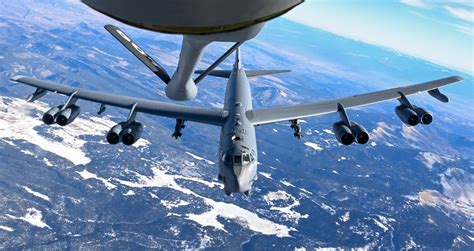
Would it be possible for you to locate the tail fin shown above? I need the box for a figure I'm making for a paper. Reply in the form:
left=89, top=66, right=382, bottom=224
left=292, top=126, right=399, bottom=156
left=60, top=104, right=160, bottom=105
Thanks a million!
left=234, top=47, right=242, bottom=69
left=194, top=69, right=290, bottom=79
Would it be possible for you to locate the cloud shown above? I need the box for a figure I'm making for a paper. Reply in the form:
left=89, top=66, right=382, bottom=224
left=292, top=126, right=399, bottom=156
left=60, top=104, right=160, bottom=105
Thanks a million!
left=406, top=3, right=473, bottom=35
left=454, top=23, right=473, bottom=35
left=400, top=0, right=429, bottom=8
left=444, top=6, right=474, bottom=23
left=408, top=9, right=473, bottom=36
left=407, top=10, right=427, bottom=19
left=402, top=0, right=474, bottom=24
left=450, top=0, right=474, bottom=7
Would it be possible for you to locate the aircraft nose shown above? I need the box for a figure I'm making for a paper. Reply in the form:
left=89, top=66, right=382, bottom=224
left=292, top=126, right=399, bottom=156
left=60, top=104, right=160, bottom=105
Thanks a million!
left=237, top=179, right=251, bottom=193
left=223, top=162, right=257, bottom=193
left=236, top=162, right=257, bottom=192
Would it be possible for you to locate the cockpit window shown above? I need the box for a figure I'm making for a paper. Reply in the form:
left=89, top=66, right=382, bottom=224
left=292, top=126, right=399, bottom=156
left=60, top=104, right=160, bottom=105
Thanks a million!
left=243, top=154, right=250, bottom=163
left=225, top=151, right=254, bottom=166
left=220, top=151, right=225, bottom=161
left=234, top=155, right=242, bottom=165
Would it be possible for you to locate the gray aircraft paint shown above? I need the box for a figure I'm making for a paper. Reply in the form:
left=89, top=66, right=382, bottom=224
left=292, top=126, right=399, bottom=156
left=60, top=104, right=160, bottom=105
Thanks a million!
left=164, top=24, right=265, bottom=101
left=218, top=50, right=258, bottom=194
left=83, top=0, right=287, bottom=101
left=81, top=0, right=303, bottom=34
left=11, top=50, right=463, bottom=195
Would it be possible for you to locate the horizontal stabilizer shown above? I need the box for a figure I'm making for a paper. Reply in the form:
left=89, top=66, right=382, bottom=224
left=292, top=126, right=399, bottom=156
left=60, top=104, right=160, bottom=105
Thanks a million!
left=246, top=70, right=291, bottom=78
left=194, top=70, right=290, bottom=79
left=194, top=70, right=231, bottom=79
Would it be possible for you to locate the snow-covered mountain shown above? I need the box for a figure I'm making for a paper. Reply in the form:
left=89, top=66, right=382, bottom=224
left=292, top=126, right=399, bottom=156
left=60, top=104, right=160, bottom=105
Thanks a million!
left=0, top=0, right=473, bottom=249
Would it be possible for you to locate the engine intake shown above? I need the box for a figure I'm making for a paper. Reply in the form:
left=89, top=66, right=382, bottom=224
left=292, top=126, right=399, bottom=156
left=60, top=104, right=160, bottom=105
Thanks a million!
left=332, top=121, right=355, bottom=145
left=121, top=122, right=143, bottom=146
left=395, top=105, right=420, bottom=126
left=350, top=122, right=369, bottom=145
left=56, top=105, right=81, bottom=126
left=42, top=106, right=61, bottom=125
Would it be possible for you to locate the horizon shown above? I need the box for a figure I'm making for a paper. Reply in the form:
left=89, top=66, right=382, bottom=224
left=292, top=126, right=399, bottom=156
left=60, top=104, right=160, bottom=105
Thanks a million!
left=280, top=16, right=471, bottom=77
left=284, top=0, right=474, bottom=75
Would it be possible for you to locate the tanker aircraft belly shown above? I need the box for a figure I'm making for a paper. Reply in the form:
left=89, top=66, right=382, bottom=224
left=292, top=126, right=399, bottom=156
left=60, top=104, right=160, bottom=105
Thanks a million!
left=82, top=0, right=303, bottom=101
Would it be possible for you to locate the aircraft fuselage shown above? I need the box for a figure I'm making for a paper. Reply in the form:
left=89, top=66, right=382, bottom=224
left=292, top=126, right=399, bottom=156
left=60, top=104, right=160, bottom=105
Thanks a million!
left=218, top=53, right=258, bottom=195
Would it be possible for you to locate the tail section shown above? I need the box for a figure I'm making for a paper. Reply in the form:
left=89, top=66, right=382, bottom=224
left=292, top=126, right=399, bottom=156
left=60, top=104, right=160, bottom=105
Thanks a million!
left=196, top=48, right=290, bottom=78
left=234, top=47, right=242, bottom=70
left=245, top=70, right=291, bottom=78
left=194, top=69, right=290, bottom=79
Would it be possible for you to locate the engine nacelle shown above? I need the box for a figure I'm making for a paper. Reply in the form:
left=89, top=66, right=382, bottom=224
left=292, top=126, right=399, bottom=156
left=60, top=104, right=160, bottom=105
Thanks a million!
left=120, top=122, right=143, bottom=146
left=413, top=106, right=433, bottom=125
left=395, top=105, right=420, bottom=126
left=332, top=121, right=355, bottom=145
left=350, top=122, right=369, bottom=145
left=56, top=105, right=81, bottom=126
left=42, top=106, right=62, bottom=125
left=106, top=122, right=126, bottom=145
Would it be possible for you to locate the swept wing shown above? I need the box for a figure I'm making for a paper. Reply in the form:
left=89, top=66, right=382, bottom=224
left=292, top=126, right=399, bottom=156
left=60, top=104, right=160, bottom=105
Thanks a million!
left=12, top=76, right=227, bottom=126
left=247, top=76, right=462, bottom=125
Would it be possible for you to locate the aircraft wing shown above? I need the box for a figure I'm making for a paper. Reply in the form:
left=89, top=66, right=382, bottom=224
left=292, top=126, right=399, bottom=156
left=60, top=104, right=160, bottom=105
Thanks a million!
left=247, top=76, right=463, bottom=126
left=11, top=76, right=228, bottom=126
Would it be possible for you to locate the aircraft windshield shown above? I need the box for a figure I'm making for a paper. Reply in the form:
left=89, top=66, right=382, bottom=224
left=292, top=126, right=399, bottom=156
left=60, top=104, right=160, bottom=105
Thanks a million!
left=234, top=155, right=242, bottom=165
left=243, top=154, right=250, bottom=163
left=235, top=153, right=252, bottom=165
left=223, top=151, right=254, bottom=166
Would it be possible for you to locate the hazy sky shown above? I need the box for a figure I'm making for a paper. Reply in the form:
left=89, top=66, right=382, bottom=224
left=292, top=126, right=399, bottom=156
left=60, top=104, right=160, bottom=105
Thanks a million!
left=284, top=0, right=473, bottom=74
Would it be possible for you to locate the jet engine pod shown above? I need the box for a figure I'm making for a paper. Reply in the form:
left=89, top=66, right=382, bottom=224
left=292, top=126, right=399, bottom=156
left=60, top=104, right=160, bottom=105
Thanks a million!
left=395, top=105, right=420, bottom=126
left=121, top=122, right=144, bottom=146
left=413, top=106, right=433, bottom=125
left=332, top=121, right=355, bottom=145
left=56, top=105, right=81, bottom=126
left=350, top=122, right=369, bottom=145
left=42, top=106, right=62, bottom=125
left=106, top=122, right=126, bottom=145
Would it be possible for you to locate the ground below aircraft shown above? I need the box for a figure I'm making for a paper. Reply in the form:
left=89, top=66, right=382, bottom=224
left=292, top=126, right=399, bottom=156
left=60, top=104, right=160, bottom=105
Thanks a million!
left=11, top=25, right=462, bottom=195
left=7, top=0, right=464, bottom=195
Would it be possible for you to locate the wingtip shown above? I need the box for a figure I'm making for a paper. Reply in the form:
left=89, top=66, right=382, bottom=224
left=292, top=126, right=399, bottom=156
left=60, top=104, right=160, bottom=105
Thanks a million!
left=104, top=24, right=116, bottom=29
left=10, top=75, right=26, bottom=82
left=453, top=76, right=464, bottom=81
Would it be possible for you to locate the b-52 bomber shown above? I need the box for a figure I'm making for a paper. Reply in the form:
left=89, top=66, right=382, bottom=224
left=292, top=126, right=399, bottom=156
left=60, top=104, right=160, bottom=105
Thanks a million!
left=9, top=0, right=463, bottom=195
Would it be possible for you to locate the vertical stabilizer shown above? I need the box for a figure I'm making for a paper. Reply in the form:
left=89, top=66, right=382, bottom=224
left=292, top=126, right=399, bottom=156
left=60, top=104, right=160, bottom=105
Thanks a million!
left=234, top=48, right=242, bottom=70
